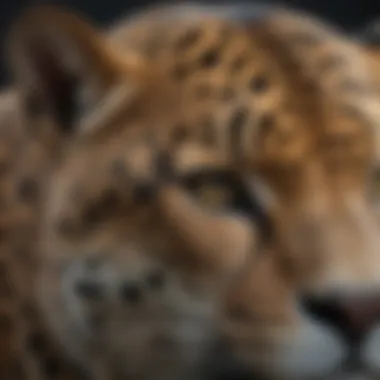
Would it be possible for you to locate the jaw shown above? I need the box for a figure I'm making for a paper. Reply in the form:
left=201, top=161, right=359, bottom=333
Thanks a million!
left=108, top=321, right=215, bottom=380
left=37, top=253, right=219, bottom=379
left=225, top=317, right=380, bottom=380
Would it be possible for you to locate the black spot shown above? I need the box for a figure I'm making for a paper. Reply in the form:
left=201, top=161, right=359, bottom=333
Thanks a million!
left=27, top=332, right=47, bottom=353
left=257, top=114, right=275, bottom=137
left=146, top=271, right=165, bottom=290
left=17, top=177, right=39, bottom=203
left=199, top=48, right=220, bottom=69
left=74, top=280, right=103, bottom=300
left=229, top=108, right=249, bottom=156
left=249, top=75, right=269, bottom=93
left=170, top=124, right=190, bottom=144
left=120, top=283, right=142, bottom=304
left=42, top=356, right=62, bottom=377
left=132, top=183, right=156, bottom=203
left=176, top=28, right=201, bottom=51
left=220, top=86, right=235, bottom=101
left=201, top=116, right=217, bottom=146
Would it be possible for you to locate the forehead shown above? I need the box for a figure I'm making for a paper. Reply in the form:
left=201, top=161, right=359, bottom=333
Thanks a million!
left=112, top=5, right=377, bottom=175
left=41, top=2, right=380, bottom=210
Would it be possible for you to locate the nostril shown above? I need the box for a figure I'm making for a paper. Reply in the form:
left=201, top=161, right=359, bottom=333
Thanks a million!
left=74, top=280, right=103, bottom=300
left=120, top=283, right=142, bottom=304
left=300, top=295, right=345, bottom=327
left=300, top=294, right=377, bottom=345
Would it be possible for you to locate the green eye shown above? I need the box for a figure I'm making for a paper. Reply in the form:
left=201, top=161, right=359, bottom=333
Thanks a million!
left=180, top=168, right=273, bottom=239
left=180, top=168, right=257, bottom=213
left=180, top=169, right=240, bottom=210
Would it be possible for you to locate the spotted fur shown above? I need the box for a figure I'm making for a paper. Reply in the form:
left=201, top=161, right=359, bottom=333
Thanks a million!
left=2, top=3, right=380, bottom=380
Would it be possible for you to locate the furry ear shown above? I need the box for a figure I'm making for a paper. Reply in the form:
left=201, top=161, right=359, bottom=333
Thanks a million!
left=7, top=5, right=144, bottom=136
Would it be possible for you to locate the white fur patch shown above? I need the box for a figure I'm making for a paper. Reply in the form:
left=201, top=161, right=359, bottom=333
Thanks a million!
left=274, top=319, right=346, bottom=379
left=235, top=316, right=347, bottom=380
left=363, top=325, right=380, bottom=373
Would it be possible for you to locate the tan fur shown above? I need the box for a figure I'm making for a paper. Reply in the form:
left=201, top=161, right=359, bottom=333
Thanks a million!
left=2, top=3, right=380, bottom=380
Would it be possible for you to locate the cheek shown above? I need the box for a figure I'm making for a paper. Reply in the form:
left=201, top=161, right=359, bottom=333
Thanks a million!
left=223, top=314, right=347, bottom=380
left=271, top=317, right=346, bottom=379
left=363, top=326, right=380, bottom=373
left=36, top=262, right=92, bottom=365
left=36, top=249, right=220, bottom=378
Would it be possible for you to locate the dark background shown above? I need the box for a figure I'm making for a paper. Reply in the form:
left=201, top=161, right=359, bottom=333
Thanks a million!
left=0, top=0, right=379, bottom=86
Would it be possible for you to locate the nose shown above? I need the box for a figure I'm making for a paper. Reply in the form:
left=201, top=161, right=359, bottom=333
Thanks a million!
left=301, top=294, right=380, bottom=345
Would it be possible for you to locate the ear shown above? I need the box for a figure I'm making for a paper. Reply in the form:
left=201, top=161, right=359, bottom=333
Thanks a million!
left=7, top=5, right=144, bottom=136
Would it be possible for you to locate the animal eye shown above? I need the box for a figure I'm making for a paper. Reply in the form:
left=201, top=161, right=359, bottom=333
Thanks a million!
left=180, top=169, right=253, bottom=214
left=180, top=168, right=273, bottom=239
left=195, top=184, right=233, bottom=208
left=180, top=169, right=237, bottom=210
